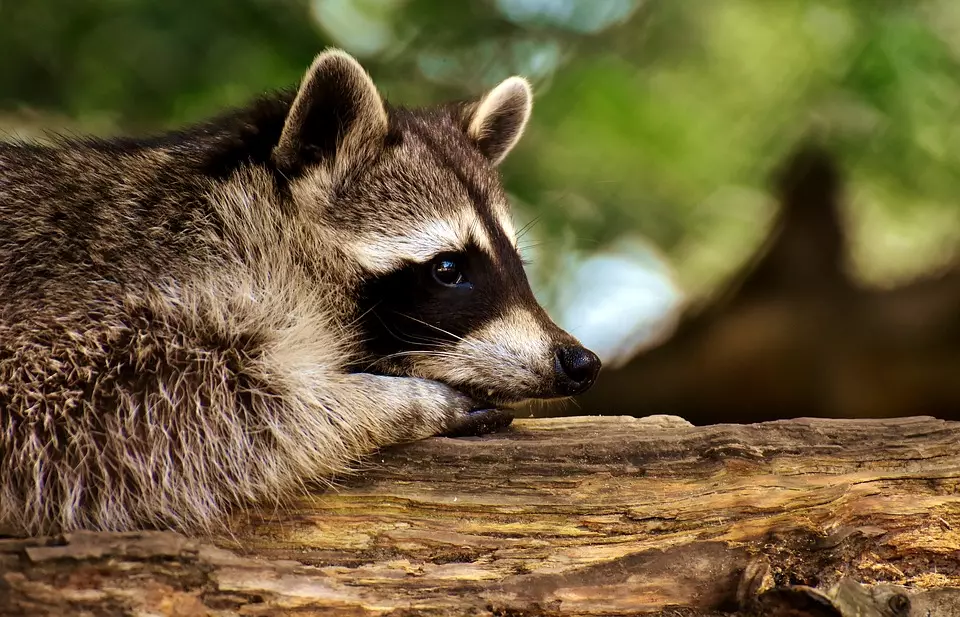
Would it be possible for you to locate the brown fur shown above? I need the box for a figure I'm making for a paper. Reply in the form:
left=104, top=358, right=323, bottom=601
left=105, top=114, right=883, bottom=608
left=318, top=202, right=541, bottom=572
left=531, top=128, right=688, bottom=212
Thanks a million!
left=0, top=50, right=599, bottom=535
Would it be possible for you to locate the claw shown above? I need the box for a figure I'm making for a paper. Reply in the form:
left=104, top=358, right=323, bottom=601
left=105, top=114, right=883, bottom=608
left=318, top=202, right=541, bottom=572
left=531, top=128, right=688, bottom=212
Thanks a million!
left=441, top=408, right=514, bottom=438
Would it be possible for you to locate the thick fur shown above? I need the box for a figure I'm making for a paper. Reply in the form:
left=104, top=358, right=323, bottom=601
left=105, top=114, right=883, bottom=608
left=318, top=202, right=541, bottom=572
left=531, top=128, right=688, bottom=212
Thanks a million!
left=0, top=50, right=598, bottom=535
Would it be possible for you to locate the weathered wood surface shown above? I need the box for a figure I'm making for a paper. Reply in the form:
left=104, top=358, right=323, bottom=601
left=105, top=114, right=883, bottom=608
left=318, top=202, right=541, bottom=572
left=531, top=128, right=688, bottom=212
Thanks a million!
left=3, top=415, right=960, bottom=616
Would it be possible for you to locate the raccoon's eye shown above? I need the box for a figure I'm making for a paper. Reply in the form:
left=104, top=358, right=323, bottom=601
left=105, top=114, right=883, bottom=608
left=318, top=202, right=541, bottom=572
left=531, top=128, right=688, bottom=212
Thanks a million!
left=430, top=255, right=467, bottom=287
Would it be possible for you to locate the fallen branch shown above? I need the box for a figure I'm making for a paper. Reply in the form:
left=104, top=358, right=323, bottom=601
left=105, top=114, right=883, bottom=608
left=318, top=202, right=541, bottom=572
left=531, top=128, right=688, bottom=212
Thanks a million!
left=3, top=415, right=960, bottom=616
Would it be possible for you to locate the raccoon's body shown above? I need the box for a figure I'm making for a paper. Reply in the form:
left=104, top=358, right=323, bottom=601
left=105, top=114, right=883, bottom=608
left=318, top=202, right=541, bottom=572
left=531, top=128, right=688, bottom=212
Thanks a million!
left=0, top=50, right=600, bottom=536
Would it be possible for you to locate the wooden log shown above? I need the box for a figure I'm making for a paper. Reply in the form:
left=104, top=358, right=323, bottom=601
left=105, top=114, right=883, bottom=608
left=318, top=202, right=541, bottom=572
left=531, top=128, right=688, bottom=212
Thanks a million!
left=3, top=415, right=960, bottom=616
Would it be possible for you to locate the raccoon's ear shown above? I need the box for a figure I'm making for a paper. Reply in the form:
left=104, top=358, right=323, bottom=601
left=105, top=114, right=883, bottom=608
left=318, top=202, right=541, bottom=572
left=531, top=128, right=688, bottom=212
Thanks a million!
left=272, top=49, right=388, bottom=174
left=462, top=77, right=533, bottom=165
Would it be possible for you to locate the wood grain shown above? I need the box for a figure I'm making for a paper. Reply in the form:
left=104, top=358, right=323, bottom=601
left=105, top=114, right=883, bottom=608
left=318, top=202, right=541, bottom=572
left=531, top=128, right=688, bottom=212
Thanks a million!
left=3, top=415, right=960, bottom=616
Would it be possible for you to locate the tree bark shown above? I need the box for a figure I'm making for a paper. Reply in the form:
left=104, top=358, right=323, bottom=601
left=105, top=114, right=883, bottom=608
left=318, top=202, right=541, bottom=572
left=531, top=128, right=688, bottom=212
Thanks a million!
left=3, top=415, right=960, bottom=616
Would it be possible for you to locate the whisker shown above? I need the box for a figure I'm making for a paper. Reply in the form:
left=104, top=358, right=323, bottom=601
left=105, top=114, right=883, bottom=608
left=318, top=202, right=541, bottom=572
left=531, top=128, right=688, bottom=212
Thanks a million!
left=393, top=312, right=466, bottom=343
left=515, top=216, right=542, bottom=242
left=379, top=350, right=476, bottom=363
left=362, top=349, right=477, bottom=372
left=373, top=313, right=438, bottom=348
left=379, top=314, right=456, bottom=347
left=518, top=240, right=552, bottom=252
left=342, top=300, right=382, bottom=333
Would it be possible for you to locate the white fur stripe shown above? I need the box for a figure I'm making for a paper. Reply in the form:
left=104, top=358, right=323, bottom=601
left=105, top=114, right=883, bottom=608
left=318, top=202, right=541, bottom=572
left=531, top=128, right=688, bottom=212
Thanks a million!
left=408, top=307, right=552, bottom=399
left=493, top=206, right=517, bottom=246
left=468, top=308, right=550, bottom=369
left=348, top=210, right=495, bottom=274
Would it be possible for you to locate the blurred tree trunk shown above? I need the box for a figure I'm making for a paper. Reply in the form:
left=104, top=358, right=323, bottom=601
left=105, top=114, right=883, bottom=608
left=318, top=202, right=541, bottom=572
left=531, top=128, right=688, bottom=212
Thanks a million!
left=574, top=145, right=960, bottom=424
left=4, top=415, right=960, bottom=616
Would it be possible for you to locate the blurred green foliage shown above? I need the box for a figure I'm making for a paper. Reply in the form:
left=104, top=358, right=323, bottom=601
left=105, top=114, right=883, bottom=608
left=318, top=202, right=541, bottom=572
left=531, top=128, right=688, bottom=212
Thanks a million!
left=2, top=0, right=959, bottom=297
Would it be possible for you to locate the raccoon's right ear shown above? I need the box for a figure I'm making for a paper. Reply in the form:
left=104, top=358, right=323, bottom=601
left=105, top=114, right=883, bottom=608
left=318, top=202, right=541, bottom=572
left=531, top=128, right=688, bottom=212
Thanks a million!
left=272, top=49, right=388, bottom=175
left=462, top=76, right=533, bottom=165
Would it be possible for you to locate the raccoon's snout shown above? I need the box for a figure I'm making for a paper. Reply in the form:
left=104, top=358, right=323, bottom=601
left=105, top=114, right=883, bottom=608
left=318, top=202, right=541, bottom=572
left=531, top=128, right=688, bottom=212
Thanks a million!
left=553, top=345, right=602, bottom=396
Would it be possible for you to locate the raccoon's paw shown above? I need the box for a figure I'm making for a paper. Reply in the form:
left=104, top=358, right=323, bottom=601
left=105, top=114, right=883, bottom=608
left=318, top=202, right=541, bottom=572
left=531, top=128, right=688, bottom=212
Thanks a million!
left=439, top=407, right=514, bottom=438
left=351, top=374, right=514, bottom=441
left=399, top=376, right=514, bottom=438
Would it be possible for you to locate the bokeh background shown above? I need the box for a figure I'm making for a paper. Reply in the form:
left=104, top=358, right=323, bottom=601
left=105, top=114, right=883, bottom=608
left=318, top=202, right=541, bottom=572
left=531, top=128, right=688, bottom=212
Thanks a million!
left=4, top=0, right=960, bottom=422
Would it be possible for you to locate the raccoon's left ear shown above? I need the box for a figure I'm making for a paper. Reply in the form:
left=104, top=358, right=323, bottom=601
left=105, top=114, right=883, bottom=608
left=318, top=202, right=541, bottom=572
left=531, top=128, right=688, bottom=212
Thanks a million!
left=273, top=49, right=388, bottom=175
left=462, top=77, right=533, bottom=165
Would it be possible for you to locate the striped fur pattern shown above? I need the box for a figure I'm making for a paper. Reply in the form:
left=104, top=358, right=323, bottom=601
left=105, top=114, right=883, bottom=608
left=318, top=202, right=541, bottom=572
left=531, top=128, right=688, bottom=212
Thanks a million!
left=0, top=50, right=599, bottom=535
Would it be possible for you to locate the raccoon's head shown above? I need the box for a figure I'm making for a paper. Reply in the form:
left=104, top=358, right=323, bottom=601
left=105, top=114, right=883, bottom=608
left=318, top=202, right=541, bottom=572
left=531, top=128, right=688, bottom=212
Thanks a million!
left=272, top=50, right=601, bottom=405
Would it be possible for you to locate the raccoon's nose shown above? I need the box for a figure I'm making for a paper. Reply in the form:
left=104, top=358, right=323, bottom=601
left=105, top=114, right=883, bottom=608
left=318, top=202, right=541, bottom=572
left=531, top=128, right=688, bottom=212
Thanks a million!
left=553, top=346, right=602, bottom=396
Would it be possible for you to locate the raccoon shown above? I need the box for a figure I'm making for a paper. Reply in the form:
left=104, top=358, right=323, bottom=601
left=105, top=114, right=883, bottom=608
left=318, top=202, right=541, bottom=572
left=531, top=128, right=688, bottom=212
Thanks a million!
left=0, top=49, right=601, bottom=536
